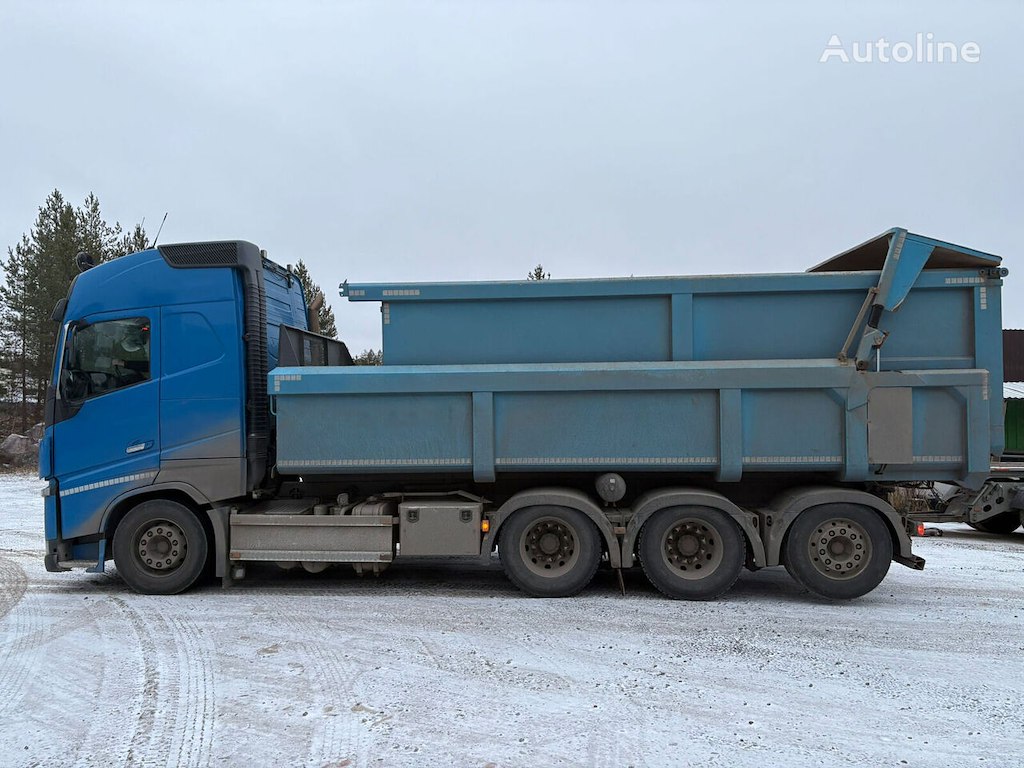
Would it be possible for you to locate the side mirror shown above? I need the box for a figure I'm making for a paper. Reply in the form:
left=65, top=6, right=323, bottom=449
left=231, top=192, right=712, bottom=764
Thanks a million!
left=75, top=252, right=95, bottom=272
left=51, top=298, right=67, bottom=322
left=61, top=369, right=90, bottom=403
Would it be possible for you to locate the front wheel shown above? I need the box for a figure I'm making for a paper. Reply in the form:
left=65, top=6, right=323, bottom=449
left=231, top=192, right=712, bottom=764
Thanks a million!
left=783, top=504, right=892, bottom=600
left=498, top=506, right=601, bottom=597
left=112, top=500, right=209, bottom=595
left=638, top=506, right=745, bottom=600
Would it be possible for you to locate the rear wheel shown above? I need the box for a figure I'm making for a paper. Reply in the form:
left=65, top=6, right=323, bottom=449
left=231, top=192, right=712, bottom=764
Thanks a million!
left=783, top=504, right=892, bottom=600
left=638, top=506, right=745, bottom=600
left=112, top=500, right=209, bottom=595
left=498, top=506, right=601, bottom=597
left=967, top=511, right=1022, bottom=535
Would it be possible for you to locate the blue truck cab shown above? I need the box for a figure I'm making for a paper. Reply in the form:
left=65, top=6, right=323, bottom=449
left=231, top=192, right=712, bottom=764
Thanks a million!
left=41, top=242, right=310, bottom=573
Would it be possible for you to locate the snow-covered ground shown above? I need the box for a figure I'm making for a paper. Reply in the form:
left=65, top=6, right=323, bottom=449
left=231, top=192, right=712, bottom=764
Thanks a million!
left=1, top=472, right=1022, bottom=768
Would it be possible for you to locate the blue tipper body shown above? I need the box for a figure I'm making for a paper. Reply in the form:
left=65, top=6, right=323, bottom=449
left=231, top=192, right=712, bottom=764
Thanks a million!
left=272, top=228, right=1004, bottom=489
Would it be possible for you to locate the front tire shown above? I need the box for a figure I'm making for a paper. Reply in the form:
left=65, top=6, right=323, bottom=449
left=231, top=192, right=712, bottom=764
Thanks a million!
left=638, top=506, right=745, bottom=600
left=783, top=504, right=892, bottom=600
left=498, top=506, right=601, bottom=597
left=112, top=500, right=209, bottom=595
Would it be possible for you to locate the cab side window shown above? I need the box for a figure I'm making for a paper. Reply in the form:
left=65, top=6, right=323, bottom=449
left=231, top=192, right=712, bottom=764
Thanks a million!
left=63, top=317, right=151, bottom=401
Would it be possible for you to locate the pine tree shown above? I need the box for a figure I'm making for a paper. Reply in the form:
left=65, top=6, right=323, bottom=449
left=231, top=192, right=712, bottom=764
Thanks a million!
left=0, top=190, right=147, bottom=430
left=118, top=223, right=150, bottom=256
left=292, top=259, right=338, bottom=338
left=0, top=235, right=35, bottom=432
left=527, top=264, right=550, bottom=280
left=77, top=192, right=123, bottom=263
left=353, top=349, right=383, bottom=366
left=22, top=191, right=80, bottom=427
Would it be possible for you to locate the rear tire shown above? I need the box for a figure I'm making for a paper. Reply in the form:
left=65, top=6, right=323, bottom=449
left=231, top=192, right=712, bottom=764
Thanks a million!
left=112, top=500, right=209, bottom=595
left=783, top=504, right=892, bottom=600
left=498, top=506, right=601, bottom=597
left=638, top=506, right=745, bottom=600
left=967, top=511, right=1022, bottom=535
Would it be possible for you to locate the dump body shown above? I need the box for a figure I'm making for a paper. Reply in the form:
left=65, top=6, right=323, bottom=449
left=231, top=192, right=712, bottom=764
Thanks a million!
left=273, top=360, right=990, bottom=487
left=348, top=272, right=991, bottom=373
left=274, top=229, right=1004, bottom=489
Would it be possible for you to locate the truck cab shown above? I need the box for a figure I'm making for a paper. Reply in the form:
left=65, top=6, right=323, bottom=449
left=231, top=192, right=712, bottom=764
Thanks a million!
left=41, top=241, right=310, bottom=575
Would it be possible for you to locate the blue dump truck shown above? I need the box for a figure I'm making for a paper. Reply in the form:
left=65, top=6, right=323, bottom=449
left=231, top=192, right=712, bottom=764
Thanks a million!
left=40, top=229, right=1010, bottom=600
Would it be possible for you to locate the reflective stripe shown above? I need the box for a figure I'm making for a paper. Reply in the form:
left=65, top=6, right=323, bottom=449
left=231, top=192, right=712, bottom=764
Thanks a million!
left=743, top=456, right=842, bottom=464
left=278, top=458, right=471, bottom=468
left=60, top=471, right=158, bottom=497
left=496, top=456, right=717, bottom=466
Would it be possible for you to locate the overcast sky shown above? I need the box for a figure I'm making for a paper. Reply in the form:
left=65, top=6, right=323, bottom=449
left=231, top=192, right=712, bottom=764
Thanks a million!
left=1, top=1, right=1020, bottom=352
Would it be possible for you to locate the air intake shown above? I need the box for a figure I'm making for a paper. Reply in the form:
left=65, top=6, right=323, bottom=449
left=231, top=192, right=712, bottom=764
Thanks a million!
left=159, top=242, right=239, bottom=268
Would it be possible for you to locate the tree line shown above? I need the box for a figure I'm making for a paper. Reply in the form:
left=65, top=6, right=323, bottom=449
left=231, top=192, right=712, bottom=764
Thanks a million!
left=1, top=190, right=549, bottom=437
left=290, top=260, right=381, bottom=365
left=0, top=190, right=383, bottom=437
left=0, top=190, right=148, bottom=434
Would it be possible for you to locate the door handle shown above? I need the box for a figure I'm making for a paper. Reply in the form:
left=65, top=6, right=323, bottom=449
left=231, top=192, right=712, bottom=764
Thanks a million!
left=126, top=441, right=153, bottom=454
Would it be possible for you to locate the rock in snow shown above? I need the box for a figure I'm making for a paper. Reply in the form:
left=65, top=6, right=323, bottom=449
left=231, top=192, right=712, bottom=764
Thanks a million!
left=0, top=433, right=35, bottom=460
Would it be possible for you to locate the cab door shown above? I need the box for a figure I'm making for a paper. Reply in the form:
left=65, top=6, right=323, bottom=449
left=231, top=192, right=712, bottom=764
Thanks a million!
left=52, top=311, right=160, bottom=540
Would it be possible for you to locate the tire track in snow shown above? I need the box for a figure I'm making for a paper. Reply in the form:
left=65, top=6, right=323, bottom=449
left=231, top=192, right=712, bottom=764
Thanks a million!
left=377, top=603, right=585, bottom=765
left=0, top=556, right=41, bottom=720
left=583, top=679, right=649, bottom=768
left=0, top=548, right=44, bottom=559
left=0, top=556, right=27, bottom=621
left=111, top=596, right=215, bottom=768
left=110, top=595, right=162, bottom=767
left=168, top=612, right=216, bottom=768
left=66, top=597, right=132, bottom=766
left=305, top=636, right=367, bottom=768
left=259, top=594, right=372, bottom=768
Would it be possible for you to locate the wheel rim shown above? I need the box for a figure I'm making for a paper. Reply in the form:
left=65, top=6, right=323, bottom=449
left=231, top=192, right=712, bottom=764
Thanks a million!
left=135, top=519, right=188, bottom=575
left=808, top=517, right=872, bottom=580
left=661, top=518, right=724, bottom=580
left=520, top=517, right=579, bottom=578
